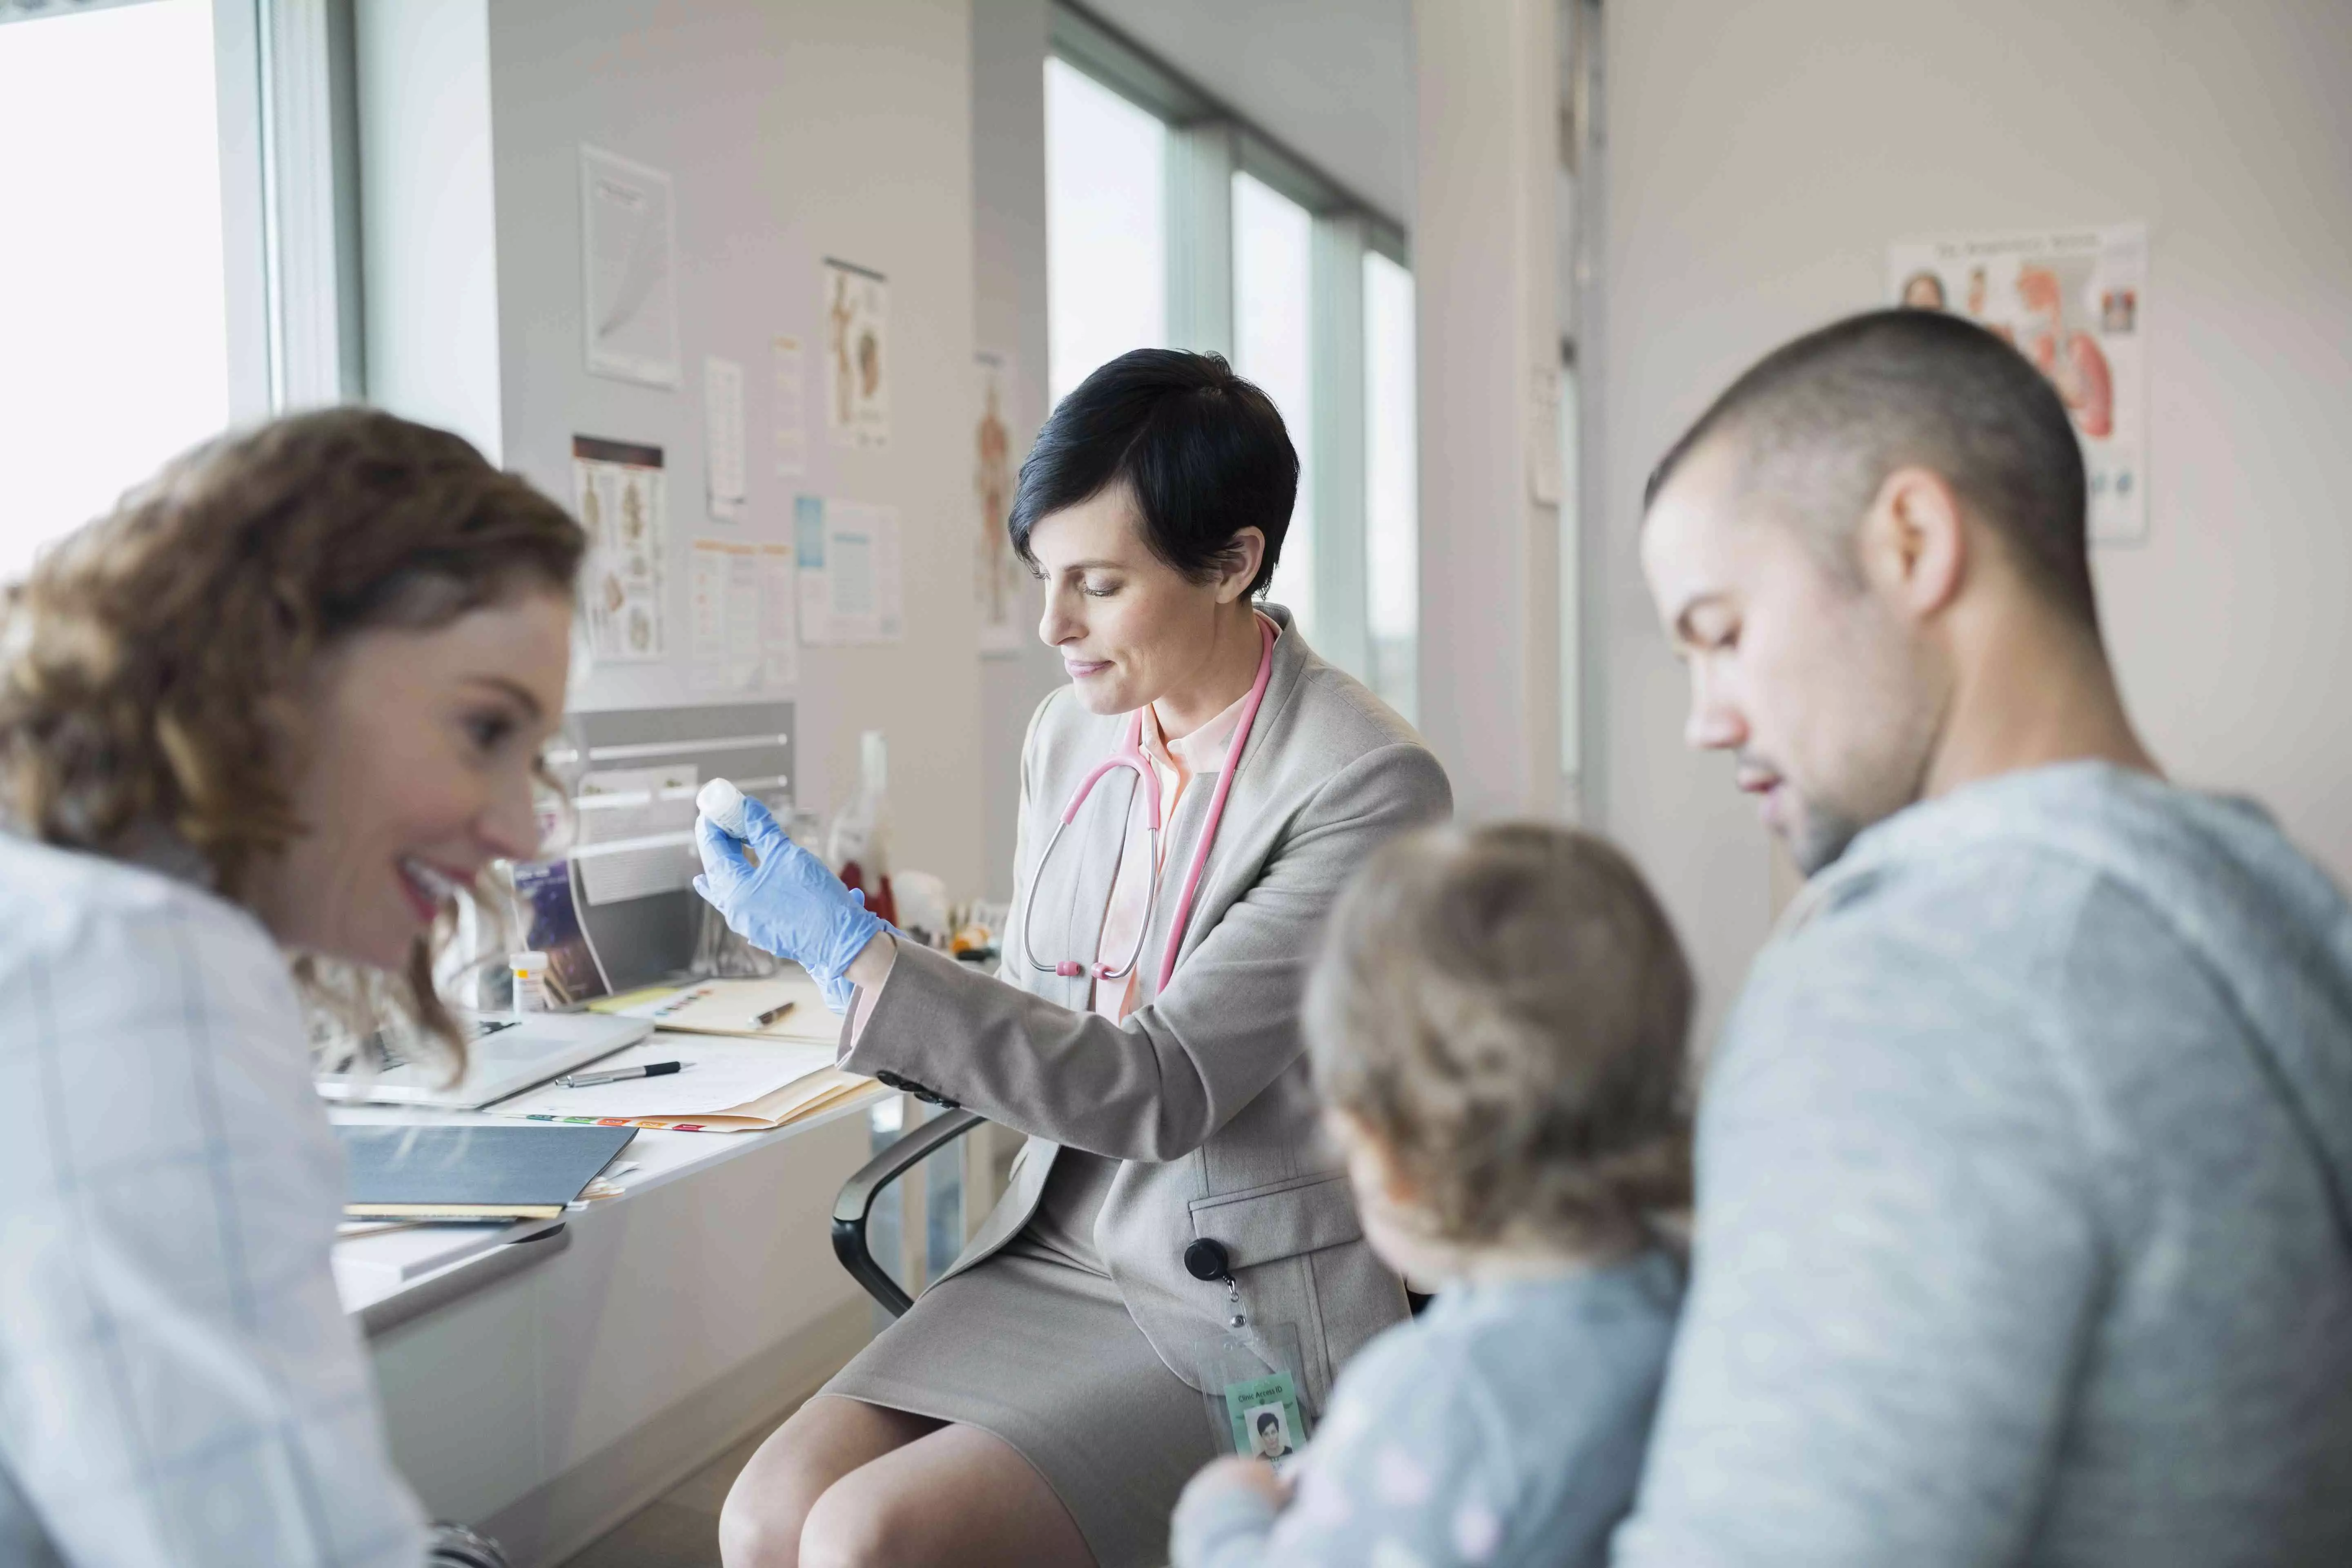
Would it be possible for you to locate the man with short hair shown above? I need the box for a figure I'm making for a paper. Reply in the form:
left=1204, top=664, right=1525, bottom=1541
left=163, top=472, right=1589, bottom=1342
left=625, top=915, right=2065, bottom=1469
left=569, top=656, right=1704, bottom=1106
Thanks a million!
left=1613, top=309, right=2352, bottom=1566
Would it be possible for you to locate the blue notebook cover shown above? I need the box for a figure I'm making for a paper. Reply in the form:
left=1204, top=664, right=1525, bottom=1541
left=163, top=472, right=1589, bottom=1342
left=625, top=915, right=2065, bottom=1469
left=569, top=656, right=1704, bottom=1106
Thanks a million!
left=338, top=1124, right=637, bottom=1217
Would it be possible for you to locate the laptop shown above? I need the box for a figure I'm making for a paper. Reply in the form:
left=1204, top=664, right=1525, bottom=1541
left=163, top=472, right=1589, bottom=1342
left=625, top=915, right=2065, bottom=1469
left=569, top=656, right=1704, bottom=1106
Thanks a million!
left=315, top=1010, right=654, bottom=1110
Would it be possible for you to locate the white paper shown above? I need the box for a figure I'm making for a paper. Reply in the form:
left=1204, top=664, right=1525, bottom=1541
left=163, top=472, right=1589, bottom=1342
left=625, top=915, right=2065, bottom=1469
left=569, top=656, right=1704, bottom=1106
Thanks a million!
left=1887, top=222, right=2149, bottom=543
left=572, top=439, right=668, bottom=663
left=759, top=542, right=800, bottom=686
left=689, top=539, right=763, bottom=694
left=823, top=259, right=890, bottom=448
left=575, top=763, right=698, bottom=905
left=704, top=355, right=746, bottom=521
left=973, top=349, right=1030, bottom=655
left=773, top=334, right=808, bottom=478
left=580, top=146, right=680, bottom=388
left=794, top=495, right=904, bottom=645
left=485, top=1036, right=840, bottom=1120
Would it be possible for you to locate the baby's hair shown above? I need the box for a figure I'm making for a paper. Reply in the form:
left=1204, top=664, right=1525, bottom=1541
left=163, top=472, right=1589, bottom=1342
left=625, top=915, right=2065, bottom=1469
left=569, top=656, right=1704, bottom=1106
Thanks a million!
left=1305, top=822, right=1695, bottom=1251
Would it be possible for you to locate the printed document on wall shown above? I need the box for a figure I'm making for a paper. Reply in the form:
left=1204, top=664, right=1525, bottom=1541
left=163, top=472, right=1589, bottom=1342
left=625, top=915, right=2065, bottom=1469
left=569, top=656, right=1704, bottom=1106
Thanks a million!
left=759, top=543, right=800, bottom=685
left=1887, top=222, right=2149, bottom=542
left=822, top=258, right=890, bottom=448
left=795, top=494, right=904, bottom=645
left=773, top=334, right=808, bottom=479
left=704, top=355, right=747, bottom=521
left=690, top=539, right=762, bottom=693
left=581, top=146, right=681, bottom=388
left=572, top=437, right=667, bottom=663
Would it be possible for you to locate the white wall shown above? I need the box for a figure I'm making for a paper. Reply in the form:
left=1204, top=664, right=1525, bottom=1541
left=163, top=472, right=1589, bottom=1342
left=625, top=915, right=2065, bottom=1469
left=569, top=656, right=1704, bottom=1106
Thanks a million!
left=1410, top=0, right=1565, bottom=818
left=363, top=0, right=987, bottom=896
left=1601, top=0, right=2352, bottom=1036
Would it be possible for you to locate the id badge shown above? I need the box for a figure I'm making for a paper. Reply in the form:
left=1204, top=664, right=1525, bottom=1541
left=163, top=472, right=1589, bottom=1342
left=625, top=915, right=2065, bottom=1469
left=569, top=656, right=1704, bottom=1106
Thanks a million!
left=1196, top=1321, right=1312, bottom=1461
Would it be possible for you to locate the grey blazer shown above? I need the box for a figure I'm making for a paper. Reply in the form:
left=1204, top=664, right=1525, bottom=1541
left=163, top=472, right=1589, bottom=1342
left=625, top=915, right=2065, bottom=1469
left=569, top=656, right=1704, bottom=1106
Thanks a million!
left=839, top=608, right=1451, bottom=1407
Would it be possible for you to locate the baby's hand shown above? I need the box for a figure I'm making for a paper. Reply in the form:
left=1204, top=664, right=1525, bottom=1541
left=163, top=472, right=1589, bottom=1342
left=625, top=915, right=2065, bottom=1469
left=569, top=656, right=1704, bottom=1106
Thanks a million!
left=1181, top=1454, right=1294, bottom=1514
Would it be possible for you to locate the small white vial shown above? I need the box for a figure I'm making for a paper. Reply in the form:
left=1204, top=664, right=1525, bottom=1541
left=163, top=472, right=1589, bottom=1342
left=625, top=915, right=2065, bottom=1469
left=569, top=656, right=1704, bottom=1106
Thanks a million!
left=697, top=777, right=750, bottom=838
left=510, top=951, right=552, bottom=1016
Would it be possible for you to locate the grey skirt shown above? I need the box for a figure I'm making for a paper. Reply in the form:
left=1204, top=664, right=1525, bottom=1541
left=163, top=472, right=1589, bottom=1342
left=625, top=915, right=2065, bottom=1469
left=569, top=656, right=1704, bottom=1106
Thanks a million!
left=819, top=1154, right=1216, bottom=1568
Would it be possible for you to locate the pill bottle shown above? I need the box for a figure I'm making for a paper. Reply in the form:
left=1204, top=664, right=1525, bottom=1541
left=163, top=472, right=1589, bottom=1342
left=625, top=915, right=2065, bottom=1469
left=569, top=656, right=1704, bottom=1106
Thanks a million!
left=510, top=951, right=553, bottom=1016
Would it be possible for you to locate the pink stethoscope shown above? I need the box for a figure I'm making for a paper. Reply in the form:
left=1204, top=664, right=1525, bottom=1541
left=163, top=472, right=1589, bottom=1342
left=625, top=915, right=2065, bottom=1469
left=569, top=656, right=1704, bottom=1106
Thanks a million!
left=1023, top=615, right=1277, bottom=987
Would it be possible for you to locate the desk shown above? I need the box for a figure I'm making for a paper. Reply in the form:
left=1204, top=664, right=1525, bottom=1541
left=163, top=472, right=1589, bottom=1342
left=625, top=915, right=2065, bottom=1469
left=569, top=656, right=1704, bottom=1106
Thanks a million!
left=332, top=1089, right=885, bottom=1568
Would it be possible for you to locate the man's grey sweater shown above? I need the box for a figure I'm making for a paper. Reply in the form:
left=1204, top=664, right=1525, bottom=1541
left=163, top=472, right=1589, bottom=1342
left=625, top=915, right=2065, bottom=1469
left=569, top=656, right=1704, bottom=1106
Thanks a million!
left=1614, top=763, right=2352, bottom=1567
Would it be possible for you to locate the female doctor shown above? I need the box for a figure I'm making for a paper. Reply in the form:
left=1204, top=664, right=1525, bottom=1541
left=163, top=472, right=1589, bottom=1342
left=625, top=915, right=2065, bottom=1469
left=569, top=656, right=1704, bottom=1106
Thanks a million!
left=706, top=350, right=1451, bottom=1568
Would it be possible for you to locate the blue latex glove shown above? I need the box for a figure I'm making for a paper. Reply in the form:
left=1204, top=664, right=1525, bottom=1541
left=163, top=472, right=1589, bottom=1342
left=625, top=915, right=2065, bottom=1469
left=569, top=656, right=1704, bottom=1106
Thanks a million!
left=693, top=797, right=885, bottom=1011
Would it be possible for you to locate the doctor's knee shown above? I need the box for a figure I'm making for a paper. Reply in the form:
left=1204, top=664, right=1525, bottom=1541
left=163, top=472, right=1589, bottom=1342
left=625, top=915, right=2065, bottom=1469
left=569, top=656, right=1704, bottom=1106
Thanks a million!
left=797, top=1479, right=922, bottom=1568
left=718, top=1483, right=808, bottom=1568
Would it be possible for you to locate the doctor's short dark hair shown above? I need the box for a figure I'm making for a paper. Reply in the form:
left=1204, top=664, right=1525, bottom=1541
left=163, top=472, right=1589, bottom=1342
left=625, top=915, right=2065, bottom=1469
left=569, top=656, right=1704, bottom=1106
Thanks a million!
left=1009, top=348, right=1296, bottom=599
left=1305, top=822, right=1695, bottom=1252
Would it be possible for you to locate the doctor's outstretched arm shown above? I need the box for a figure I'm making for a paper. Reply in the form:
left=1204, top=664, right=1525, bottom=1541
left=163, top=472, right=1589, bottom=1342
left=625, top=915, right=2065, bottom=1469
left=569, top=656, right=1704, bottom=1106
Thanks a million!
left=826, top=740, right=1448, bottom=1163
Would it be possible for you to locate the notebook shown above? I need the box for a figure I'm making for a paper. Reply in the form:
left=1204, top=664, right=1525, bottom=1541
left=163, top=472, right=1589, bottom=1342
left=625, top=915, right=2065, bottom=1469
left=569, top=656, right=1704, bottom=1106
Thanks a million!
left=337, top=1123, right=637, bottom=1219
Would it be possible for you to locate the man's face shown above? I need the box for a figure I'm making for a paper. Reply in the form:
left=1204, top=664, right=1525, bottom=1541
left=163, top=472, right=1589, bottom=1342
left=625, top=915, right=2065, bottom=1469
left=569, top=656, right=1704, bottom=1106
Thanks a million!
left=1642, top=439, right=1940, bottom=875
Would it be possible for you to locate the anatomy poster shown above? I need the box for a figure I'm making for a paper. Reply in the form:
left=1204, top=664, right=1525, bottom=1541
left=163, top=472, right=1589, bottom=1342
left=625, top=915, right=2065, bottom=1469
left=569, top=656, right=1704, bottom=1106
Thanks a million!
left=580, top=146, right=681, bottom=388
left=823, top=258, right=890, bottom=448
left=973, top=350, right=1030, bottom=655
left=795, top=494, right=904, bottom=645
left=572, top=436, right=668, bottom=663
left=1887, top=223, right=2148, bottom=542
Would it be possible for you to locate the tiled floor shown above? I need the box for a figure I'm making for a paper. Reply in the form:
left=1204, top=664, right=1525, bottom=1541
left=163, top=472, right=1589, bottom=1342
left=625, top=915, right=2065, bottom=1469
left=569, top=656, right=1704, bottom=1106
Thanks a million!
left=558, top=1417, right=782, bottom=1568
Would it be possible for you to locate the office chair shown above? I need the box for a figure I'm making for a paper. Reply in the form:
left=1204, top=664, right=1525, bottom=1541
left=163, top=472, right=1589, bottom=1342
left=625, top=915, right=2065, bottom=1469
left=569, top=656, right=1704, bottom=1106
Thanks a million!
left=837, top=1114, right=1434, bottom=1321
left=832, top=1107, right=987, bottom=1317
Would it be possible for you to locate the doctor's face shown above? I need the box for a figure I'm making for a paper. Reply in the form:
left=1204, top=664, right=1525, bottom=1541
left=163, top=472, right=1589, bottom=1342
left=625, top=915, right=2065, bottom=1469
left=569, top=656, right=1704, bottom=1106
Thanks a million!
left=1029, top=485, right=1251, bottom=717
left=1642, top=439, right=1937, bottom=876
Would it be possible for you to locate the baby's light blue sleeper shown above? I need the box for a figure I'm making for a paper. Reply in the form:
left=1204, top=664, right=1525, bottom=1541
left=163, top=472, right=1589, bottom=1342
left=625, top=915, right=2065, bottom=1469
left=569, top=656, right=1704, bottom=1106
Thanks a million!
left=1170, top=1249, right=1682, bottom=1568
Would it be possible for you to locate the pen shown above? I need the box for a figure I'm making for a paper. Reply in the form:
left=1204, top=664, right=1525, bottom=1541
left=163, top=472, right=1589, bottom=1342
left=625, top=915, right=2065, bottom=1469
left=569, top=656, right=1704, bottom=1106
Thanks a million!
left=751, top=1000, right=796, bottom=1029
left=557, top=1060, right=687, bottom=1089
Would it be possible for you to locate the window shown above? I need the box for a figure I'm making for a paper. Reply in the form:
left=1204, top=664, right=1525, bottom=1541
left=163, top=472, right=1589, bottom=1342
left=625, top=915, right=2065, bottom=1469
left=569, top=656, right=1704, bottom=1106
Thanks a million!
left=0, top=0, right=360, bottom=586
left=1044, top=56, right=1166, bottom=404
left=1364, top=251, right=1418, bottom=721
left=1231, top=173, right=1314, bottom=628
left=1044, top=13, right=1413, bottom=700
left=0, top=0, right=234, bottom=581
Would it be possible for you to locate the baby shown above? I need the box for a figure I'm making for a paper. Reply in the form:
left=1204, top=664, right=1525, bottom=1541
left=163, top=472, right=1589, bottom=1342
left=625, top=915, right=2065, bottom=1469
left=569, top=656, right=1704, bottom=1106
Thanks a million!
left=1172, top=822, right=1694, bottom=1568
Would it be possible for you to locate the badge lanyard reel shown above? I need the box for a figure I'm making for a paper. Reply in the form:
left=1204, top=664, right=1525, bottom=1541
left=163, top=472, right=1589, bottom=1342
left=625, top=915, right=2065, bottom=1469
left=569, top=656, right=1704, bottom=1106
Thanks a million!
left=1184, top=1238, right=1314, bottom=1463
